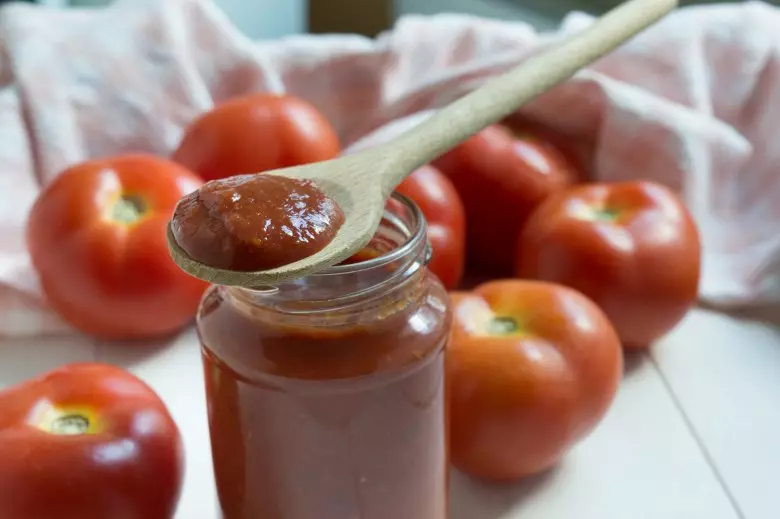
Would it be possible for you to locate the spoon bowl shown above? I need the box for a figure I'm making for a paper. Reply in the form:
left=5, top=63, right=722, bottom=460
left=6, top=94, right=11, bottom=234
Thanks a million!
left=168, top=0, right=678, bottom=287
left=167, top=152, right=390, bottom=285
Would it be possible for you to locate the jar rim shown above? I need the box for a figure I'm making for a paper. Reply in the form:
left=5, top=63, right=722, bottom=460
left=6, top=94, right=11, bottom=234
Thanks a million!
left=230, top=191, right=430, bottom=310
left=300, top=191, right=427, bottom=278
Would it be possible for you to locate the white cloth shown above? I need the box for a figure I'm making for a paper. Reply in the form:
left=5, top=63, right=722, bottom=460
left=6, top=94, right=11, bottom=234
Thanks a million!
left=0, top=0, right=778, bottom=337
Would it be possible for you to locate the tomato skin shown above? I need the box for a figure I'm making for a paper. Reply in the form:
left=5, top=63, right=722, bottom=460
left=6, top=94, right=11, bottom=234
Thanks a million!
left=173, top=93, right=341, bottom=181
left=448, top=280, right=622, bottom=480
left=26, top=154, right=208, bottom=340
left=433, top=125, right=576, bottom=274
left=0, top=363, right=183, bottom=519
left=515, top=181, right=701, bottom=348
left=396, top=165, right=466, bottom=289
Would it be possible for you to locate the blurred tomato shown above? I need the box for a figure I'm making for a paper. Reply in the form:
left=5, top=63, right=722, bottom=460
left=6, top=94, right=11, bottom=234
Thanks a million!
left=503, top=116, right=593, bottom=180
left=515, top=181, right=701, bottom=348
left=173, top=93, right=341, bottom=181
left=433, top=124, right=576, bottom=274
left=396, top=165, right=466, bottom=289
left=27, top=154, right=208, bottom=340
left=448, top=280, right=622, bottom=480
left=0, top=363, right=183, bottom=519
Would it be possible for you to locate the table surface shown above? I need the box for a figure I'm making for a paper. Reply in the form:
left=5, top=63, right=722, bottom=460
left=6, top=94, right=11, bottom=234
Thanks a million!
left=2, top=305, right=778, bottom=519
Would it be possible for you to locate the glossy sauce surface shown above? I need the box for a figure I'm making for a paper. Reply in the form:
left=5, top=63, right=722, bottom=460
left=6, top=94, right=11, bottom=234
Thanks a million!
left=171, top=174, right=344, bottom=271
left=197, top=272, right=450, bottom=519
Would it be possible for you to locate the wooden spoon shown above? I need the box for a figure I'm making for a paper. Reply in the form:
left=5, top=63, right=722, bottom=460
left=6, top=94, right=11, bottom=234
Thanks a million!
left=168, top=0, right=677, bottom=286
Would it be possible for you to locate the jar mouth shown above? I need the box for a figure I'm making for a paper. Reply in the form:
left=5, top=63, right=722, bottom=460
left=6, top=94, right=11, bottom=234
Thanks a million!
left=233, top=192, right=429, bottom=308
left=312, top=192, right=427, bottom=277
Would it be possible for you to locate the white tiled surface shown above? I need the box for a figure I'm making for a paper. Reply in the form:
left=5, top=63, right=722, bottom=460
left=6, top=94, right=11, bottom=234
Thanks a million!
left=2, top=306, right=778, bottom=518
left=654, top=308, right=780, bottom=519
left=450, top=348, right=737, bottom=519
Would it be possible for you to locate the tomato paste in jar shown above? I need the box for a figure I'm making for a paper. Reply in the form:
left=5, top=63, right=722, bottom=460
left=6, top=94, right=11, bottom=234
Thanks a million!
left=196, top=193, right=450, bottom=519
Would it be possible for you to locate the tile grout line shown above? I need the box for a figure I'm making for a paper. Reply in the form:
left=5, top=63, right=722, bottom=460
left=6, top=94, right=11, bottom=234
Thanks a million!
left=648, top=353, right=747, bottom=519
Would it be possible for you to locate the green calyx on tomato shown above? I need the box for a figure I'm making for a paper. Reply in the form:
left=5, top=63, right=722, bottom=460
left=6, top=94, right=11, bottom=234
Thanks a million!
left=577, top=203, right=623, bottom=223
left=49, top=414, right=92, bottom=435
left=30, top=403, right=103, bottom=436
left=486, top=316, right=523, bottom=336
left=110, top=193, right=148, bottom=225
left=592, top=208, right=621, bottom=222
left=585, top=207, right=622, bottom=223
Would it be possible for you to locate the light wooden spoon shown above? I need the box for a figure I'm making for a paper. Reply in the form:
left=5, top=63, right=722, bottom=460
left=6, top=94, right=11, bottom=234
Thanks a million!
left=168, top=0, right=677, bottom=286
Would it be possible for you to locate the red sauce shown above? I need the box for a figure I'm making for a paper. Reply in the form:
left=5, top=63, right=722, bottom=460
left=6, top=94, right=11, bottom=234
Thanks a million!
left=170, top=174, right=344, bottom=271
left=197, top=270, right=450, bottom=519
left=340, top=244, right=389, bottom=265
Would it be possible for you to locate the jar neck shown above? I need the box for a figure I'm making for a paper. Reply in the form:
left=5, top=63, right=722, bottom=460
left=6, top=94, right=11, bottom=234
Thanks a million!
left=225, top=193, right=430, bottom=317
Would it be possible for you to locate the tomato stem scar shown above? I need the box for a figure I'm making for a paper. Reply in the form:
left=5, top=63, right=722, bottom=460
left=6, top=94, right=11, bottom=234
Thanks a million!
left=112, top=194, right=147, bottom=224
left=488, top=316, right=520, bottom=335
left=50, top=414, right=91, bottom=435
left=595, top=207, right=621, bottom=222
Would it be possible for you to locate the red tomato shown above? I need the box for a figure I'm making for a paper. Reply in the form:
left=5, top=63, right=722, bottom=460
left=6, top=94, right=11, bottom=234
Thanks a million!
left=433, top=124, right=576, bottom=274
left=0, top=363, right=183, bottom=519
left=448, top=280, right=623, bottom=480
left=396, top=165, right=466, bottom=289
left=26, top=154, right=208, bottom=340
left=173, top=93, right=341, bottom=181
left=515, top=181, right=701, bottom=348
left=503, top=115, right=593, bottom=180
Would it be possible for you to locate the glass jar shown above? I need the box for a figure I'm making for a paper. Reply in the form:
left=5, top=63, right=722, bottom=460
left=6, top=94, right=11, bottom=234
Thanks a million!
left=197, top=193, right=451, bottom=519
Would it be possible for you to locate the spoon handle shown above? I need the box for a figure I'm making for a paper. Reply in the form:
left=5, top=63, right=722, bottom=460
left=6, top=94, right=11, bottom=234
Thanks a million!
left=379, top=0, right=677, bottom=193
